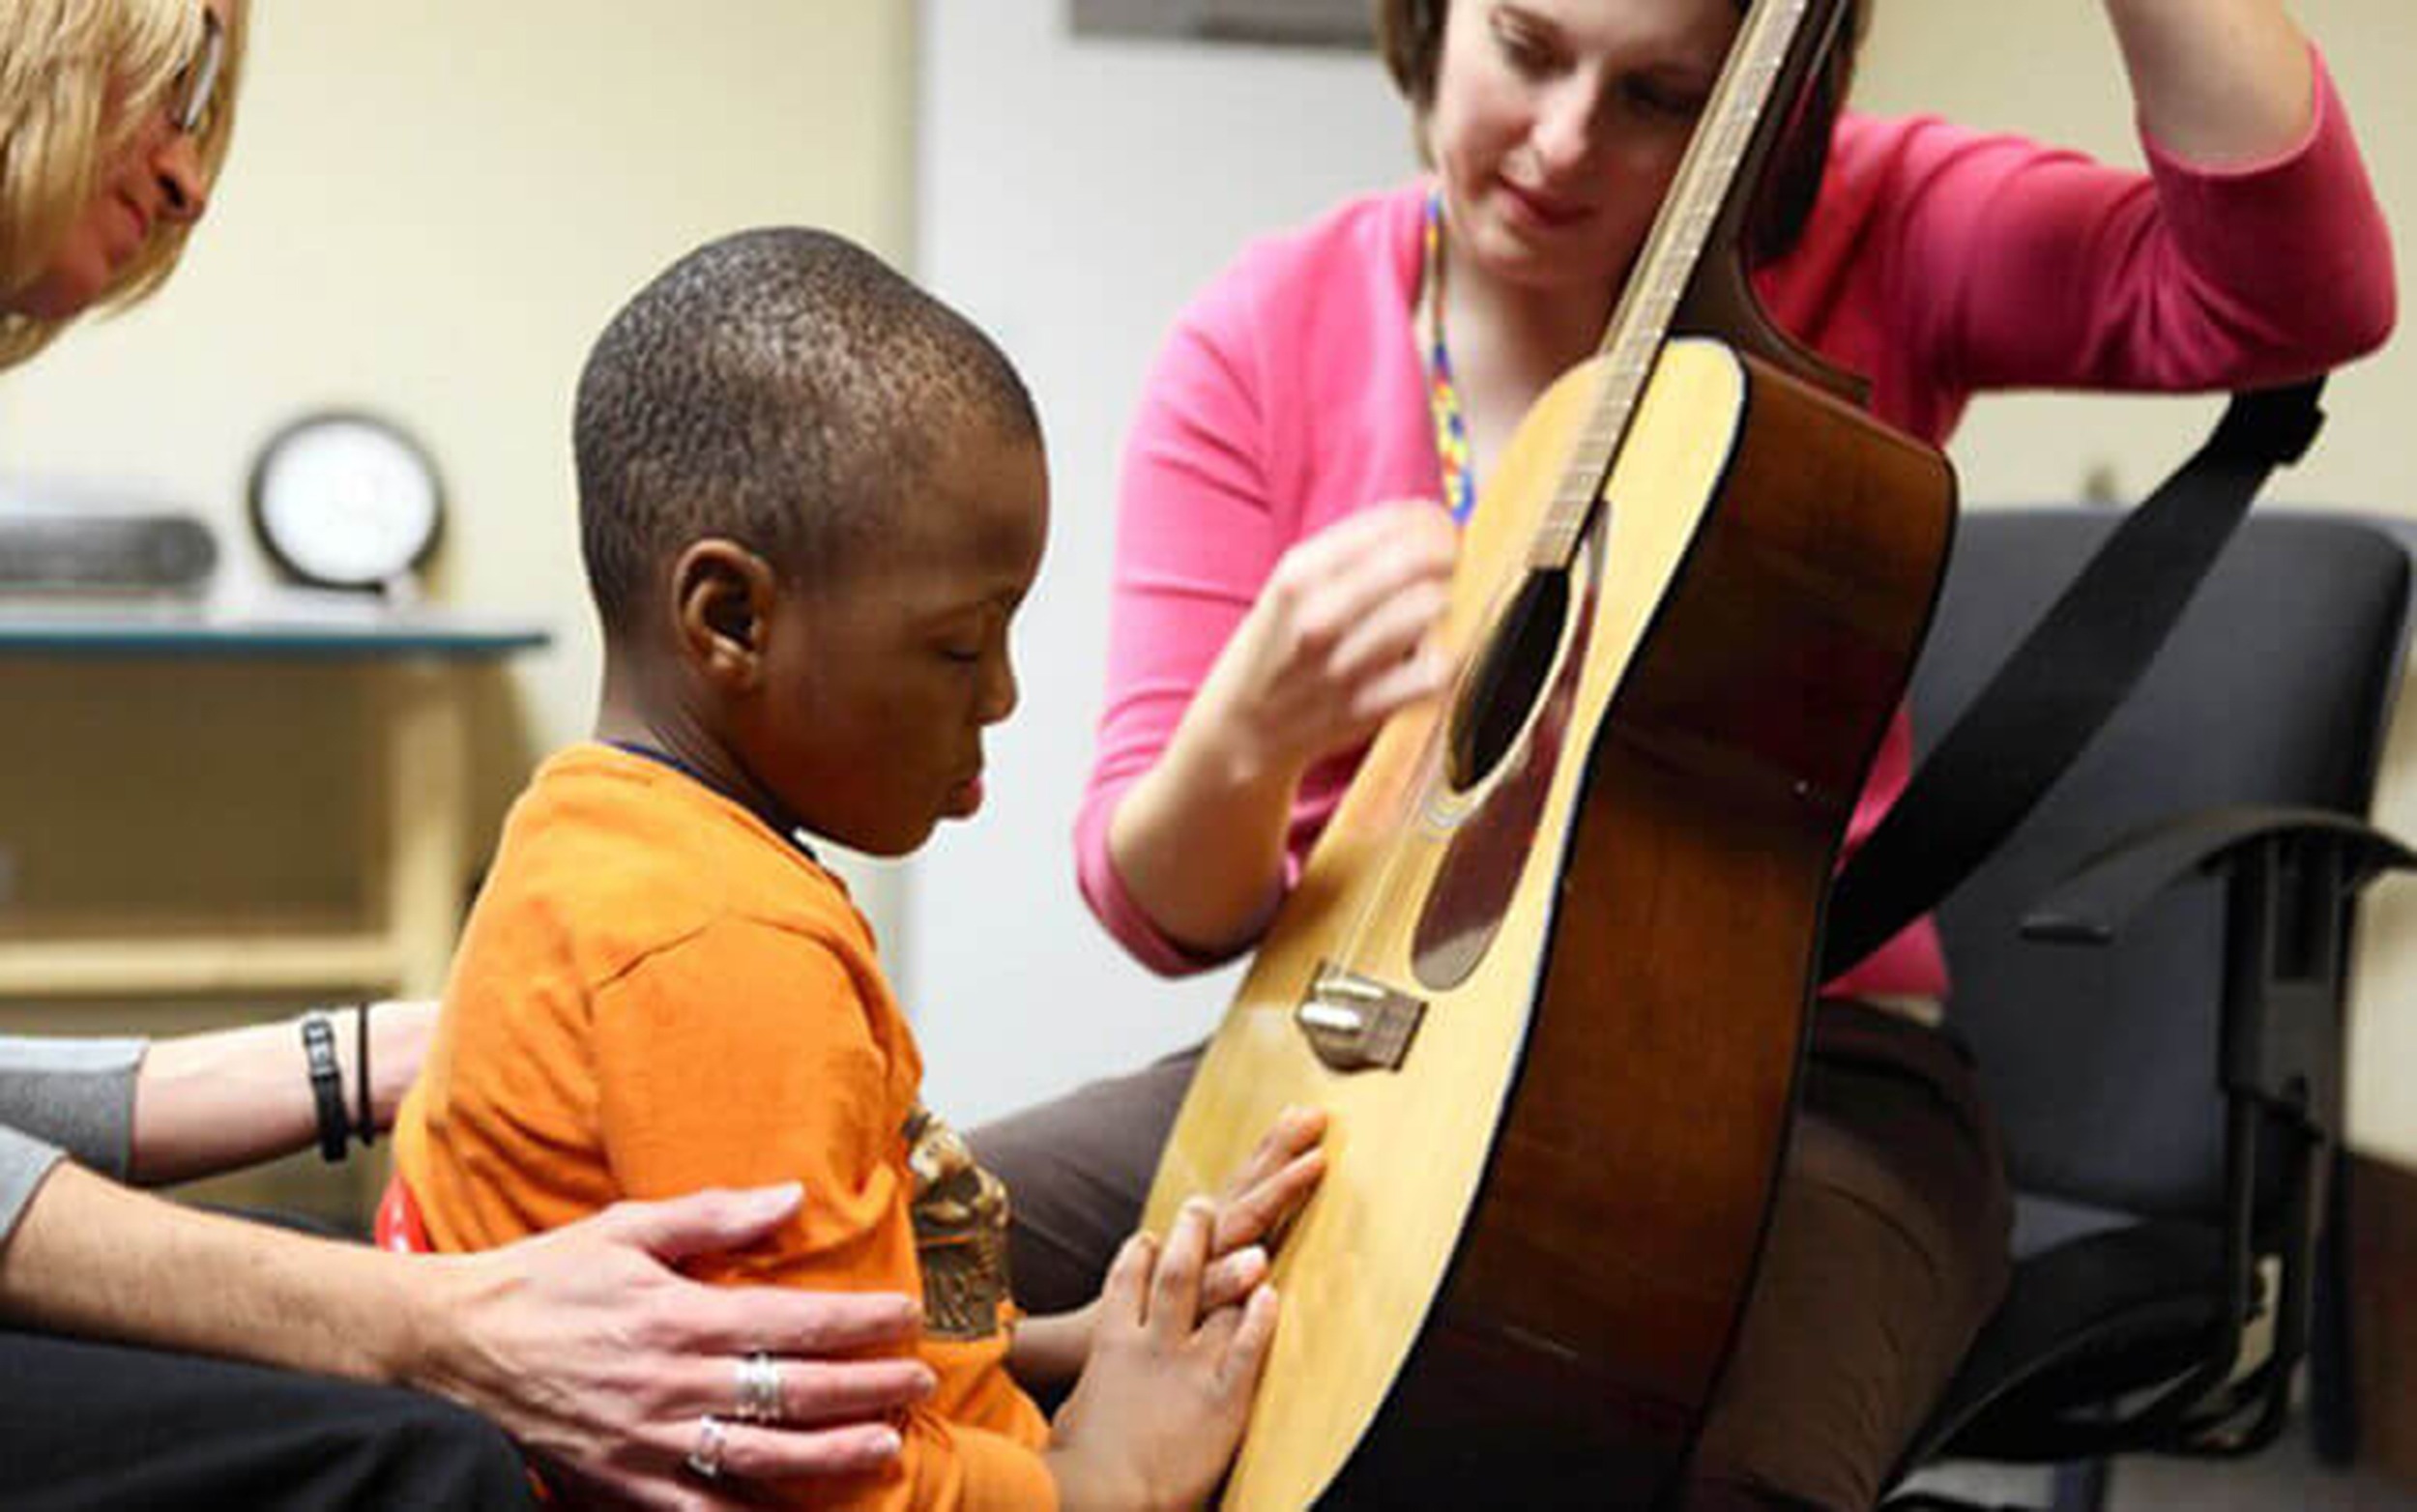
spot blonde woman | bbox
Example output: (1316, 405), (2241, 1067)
(0, 0), (234, 364)
(0, 6), (936, 1507)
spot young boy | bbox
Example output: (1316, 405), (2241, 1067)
(388, 227), (1319, 1510)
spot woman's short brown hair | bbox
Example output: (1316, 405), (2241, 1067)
(1373, 0), (1868, 262)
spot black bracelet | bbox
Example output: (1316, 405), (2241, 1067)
(354, 1003), (376, 1149)
(300, 1014), (348, 1164)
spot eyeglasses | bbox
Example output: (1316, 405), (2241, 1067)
(169, 8), (225, 137)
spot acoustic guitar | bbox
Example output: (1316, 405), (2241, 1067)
(1139, 1), (1957, 1504)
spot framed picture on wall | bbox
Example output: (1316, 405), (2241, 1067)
(1069, 0), (1373, 48)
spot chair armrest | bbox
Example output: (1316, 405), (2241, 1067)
(2019, 804), (2416, 945)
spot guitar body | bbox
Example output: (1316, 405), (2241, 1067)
(1142, 337), (1955, 1507)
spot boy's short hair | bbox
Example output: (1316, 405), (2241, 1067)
(574, 226), (1038, 634)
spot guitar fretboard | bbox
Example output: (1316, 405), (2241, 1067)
(1530, 0), (1819, 570)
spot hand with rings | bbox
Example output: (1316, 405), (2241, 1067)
(413, 1185), (936, 1507)
(685, 1354), (787, 1480)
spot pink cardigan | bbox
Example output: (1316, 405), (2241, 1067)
(1079, 54), (2395, 999)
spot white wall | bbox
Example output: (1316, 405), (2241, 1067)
(910, 0), (2417, 1159)
(907, 2), (1413, 1124)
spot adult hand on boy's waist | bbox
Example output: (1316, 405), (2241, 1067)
(406, 1182), (935, 1509)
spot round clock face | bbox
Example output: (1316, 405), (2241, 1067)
(248, 415), (443, 589)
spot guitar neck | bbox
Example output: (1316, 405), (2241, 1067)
(1529, 0), (1847, 571)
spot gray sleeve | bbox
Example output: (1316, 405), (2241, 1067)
(0, 1033), (145, 1178)
(0, 1121), (69, 1247)
(0, 1037), (148, 1245)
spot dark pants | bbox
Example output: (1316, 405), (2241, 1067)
(0, 1326), (537, 1511)
(973, 1000), (2012, 1511)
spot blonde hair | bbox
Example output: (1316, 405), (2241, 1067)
(0, 0), (245, 368)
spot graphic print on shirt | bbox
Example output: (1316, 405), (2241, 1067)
(905, 1105), (1014, 1340)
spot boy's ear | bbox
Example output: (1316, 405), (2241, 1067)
(669, 538), (779, 692)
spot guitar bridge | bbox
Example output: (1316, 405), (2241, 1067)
(1295, 963), (1427, 1073)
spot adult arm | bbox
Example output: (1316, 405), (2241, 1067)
(1104, 504), (1457, 963)
(2102, 0), (2313, 165)
(0, 1037), (144, 1217)
(0, 1163), (932, 1511)
(1081, 282), (1457, 970)
(1887, 35), (2393, 400)
(0, 1002), (434, 1194)
(129, 1000), (432, 1185)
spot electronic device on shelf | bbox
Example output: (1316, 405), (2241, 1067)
(0, 479), (219, 597)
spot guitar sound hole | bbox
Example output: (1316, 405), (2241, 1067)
(1447, 568), (1569, 793)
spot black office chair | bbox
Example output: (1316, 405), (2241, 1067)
(1874, 509), (2415, 1512)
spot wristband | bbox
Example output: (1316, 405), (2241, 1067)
(301, 1013), (348, 1164)
(354, 1003), (376, 1149)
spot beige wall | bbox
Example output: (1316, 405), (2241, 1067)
(0, 2), (917, 967)
(4, 3), (2414, 1158)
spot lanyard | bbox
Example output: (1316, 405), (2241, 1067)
(1420, 186), (1478, 525)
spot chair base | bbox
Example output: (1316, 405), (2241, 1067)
(1880, 1457), (2108, 1512)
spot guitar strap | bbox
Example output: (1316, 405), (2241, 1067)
(1818, 379), (2330, 981)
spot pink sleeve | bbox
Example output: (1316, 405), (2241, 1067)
(1073, 262), (1292, 976)
(1892, 48), (2393, 396)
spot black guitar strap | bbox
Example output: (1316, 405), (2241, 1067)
(1819, 380), (2329, 981)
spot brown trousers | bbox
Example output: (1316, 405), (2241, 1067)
(971, 1000), (2012, 1511)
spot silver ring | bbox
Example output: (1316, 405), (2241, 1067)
(734, 1351), (783, 1424)
(684, 1413), (729, 1479)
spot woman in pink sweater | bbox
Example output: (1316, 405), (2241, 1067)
(975, 2), (2396, 1507)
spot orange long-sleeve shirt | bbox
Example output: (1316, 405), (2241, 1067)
(394, 743), (1053, 1510)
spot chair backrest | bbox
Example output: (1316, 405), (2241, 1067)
(1907, 509), (2410, 1221)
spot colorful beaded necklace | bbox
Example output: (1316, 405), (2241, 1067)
(1420, 186), (1479, 525)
